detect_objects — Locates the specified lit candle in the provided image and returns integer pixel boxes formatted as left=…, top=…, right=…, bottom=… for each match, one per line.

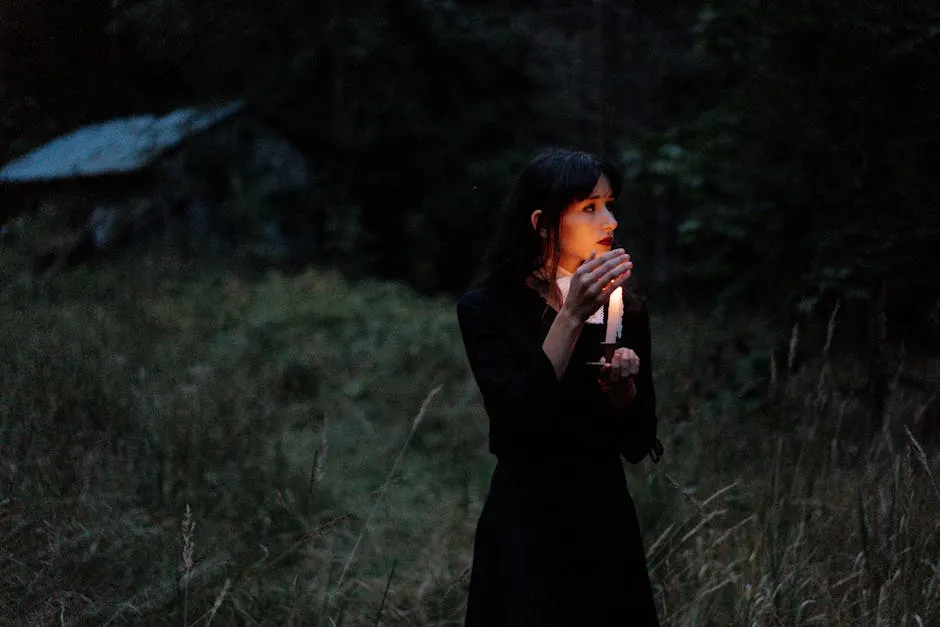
left=605, top=286, right=623, bottom=344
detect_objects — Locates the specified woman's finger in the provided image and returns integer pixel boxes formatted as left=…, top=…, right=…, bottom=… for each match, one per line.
left=579, top=254, right=628, bottom=285
left=579, top=249, right=625, bottom=275
left=608, top=353, right=621, bottom=382
left=592, top=260, right=633, bottom=290
left=587, top=254, right=630, bottom=282
left=592, top=269, right=632, bottom=307
left=612, top=349, right=640, bottom=378
left=599, top=266, right=633, bottom=297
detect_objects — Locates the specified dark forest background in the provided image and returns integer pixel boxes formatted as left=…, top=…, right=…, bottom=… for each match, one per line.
left=1, top=1, right=938, bottom=625
left=3, top=0, right=938, bottom=325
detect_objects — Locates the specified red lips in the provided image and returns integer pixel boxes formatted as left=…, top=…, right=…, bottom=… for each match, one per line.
left=598, top=236, right=613, bottom=245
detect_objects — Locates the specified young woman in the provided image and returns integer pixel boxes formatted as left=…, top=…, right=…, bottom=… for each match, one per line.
left=457, top=148, right=663, bottom=626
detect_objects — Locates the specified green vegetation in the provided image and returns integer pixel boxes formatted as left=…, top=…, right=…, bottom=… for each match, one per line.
left=2, top=1, right=937, bottom=624
left=1, top=253, right=936, bottom=625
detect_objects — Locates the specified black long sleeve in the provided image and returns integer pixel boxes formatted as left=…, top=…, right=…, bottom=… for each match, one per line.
left=615, top=304, right=662, bottom=463
left=458, top=284, right=663, bottom=463
left=457, top=288, right=567, bottom=452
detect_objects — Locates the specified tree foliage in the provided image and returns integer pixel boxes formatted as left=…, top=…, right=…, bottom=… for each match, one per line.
left=1, top=0, right=937, bottom=339
left=624, top=0, right=940, bottom=338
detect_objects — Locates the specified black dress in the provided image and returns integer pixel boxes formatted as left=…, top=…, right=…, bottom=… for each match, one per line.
left=457, top=281, right=663, bottom=627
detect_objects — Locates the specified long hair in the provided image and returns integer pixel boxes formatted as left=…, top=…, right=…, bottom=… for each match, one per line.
left=472, top=148, right=624, bottom=301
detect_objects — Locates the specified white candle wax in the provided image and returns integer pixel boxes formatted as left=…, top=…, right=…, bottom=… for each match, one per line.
left=605, top=286, right=623, bottom=344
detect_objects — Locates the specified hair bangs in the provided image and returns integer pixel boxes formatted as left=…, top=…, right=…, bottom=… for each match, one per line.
left=550, top=152, right=623, bottom=207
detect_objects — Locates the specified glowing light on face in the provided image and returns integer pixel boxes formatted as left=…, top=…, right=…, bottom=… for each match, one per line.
left=556, top=175, right=618, bottom=274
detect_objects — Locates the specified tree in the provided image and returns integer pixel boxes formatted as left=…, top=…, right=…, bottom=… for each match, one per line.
left=624, top=0, right=940, bottom=337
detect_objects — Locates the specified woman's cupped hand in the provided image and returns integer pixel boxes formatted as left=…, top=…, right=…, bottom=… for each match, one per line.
left=561, top=249, right=633, bottom=322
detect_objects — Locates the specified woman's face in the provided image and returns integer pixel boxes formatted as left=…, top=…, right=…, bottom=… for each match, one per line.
left=555, top=175, right=618, bottom=273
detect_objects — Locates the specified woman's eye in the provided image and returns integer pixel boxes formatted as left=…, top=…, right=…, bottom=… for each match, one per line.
left=583, top=204, right=596, bottom=213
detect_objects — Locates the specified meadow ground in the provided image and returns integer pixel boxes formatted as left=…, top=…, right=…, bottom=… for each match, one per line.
left=1, top=250, right=937, bottom=625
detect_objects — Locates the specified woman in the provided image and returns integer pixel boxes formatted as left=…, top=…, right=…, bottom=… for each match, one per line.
left=457, top=148, right=663, bottom=626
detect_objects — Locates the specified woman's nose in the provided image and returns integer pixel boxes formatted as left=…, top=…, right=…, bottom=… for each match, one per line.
left=603, top=208, right=617, bottom=230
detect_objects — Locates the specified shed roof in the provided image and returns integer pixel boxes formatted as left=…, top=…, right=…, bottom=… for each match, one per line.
left=0, top=101, right=244, bottom=183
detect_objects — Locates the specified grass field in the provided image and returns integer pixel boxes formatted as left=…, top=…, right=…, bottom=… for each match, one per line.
left=1, top=250, right=937, bottom=626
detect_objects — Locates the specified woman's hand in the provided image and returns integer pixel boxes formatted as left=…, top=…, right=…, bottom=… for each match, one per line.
left=599, top=347, right=640, bottom=410
left=604, top=347, right=640, bottom=383
left=561, top=249, right=633, bottom=322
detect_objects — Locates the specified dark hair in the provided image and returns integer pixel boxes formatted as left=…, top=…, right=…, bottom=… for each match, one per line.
left=472, top=148, right=624, bottom=291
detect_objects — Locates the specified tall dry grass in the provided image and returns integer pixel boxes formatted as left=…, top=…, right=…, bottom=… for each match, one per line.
left=1, top=250, right=936, bottom=625
left=640, top=307, right=939, bottom=626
